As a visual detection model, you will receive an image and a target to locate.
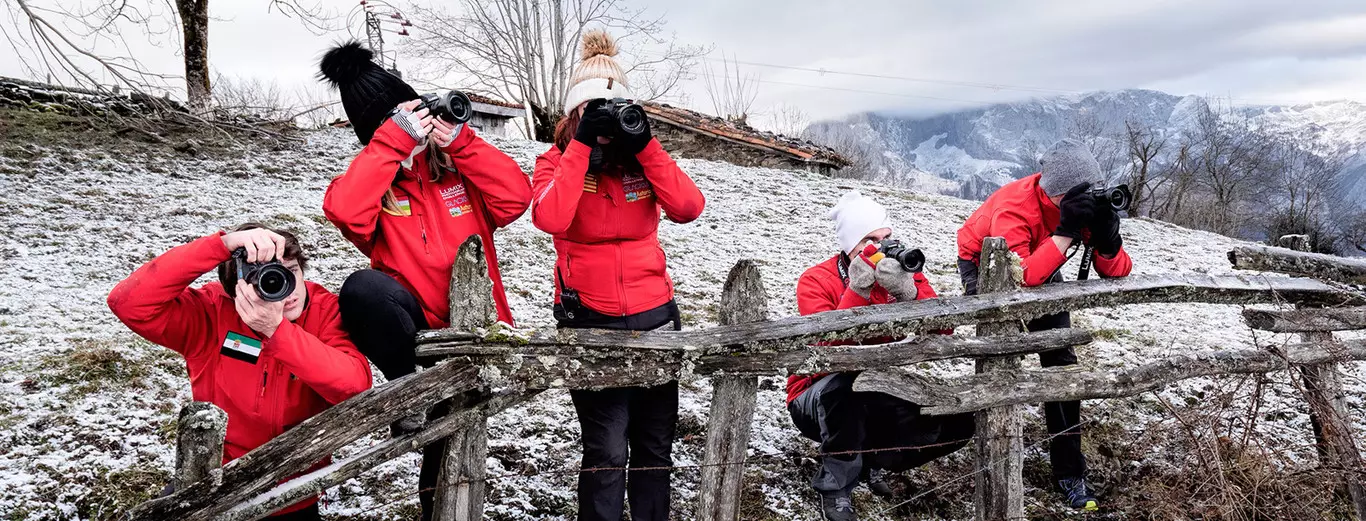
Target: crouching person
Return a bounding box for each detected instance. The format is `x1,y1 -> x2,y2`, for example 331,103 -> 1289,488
956,139 -> 1132,511
789,192 -> 974,521
107,224 -> 373,520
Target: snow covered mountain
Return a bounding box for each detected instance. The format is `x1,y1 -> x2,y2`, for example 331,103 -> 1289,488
808,89 -> 1366,201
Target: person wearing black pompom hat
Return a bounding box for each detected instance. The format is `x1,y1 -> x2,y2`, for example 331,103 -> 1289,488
318,41 -> 531,521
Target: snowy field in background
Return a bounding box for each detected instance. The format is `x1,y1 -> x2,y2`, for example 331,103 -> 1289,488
1,127 -> 1362,520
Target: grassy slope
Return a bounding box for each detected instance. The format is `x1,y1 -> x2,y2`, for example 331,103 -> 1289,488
0,108 -> 1362,520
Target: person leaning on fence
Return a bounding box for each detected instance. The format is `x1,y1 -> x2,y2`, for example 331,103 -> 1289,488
530,30 -> 705,521
789,191 -> 974,521
317,42 -> 532,521
107,224 -> 373,521
955,138 -> 1132,511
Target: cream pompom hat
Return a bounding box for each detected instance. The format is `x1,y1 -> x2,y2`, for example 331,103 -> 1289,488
563,29 -> 634,113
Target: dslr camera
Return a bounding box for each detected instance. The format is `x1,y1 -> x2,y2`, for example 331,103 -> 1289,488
1091,184 -> 1132,212
593,97 -> 649,136
875,239 -> 925,273
417,90 -> 474,124
228,248 -> 296,302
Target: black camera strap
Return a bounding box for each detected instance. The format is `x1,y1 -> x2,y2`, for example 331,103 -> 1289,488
836,253 -> 850,288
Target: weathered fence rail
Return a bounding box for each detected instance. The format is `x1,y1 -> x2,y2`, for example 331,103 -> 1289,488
128,236 -> 1366,521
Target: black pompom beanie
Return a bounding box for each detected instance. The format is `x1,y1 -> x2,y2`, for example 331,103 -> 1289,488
318,41 -> 419,144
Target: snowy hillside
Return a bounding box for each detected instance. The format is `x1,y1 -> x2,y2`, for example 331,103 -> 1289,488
1,111 -> 1362,520
809,89 -> 1366,201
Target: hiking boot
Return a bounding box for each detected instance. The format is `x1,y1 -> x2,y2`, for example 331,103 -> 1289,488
1058,477 -> 1098,511
865,468 -> 895,499
390,410 -> 427,438
820,494 -> 857,521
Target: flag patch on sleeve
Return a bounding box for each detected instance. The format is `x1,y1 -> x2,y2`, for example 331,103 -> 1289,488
221,331 -> 263,364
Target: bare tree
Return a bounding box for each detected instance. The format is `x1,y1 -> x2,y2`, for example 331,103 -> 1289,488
4,0 -> 337,110
401,0 -> 705,142
1068,108 -> 1125,184
701,53 -> 757,124
1124,120 -> 1168,217
758,102 -> 808,137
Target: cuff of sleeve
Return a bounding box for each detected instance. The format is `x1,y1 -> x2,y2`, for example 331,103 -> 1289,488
635,138 -> 666,161
564,139 -> 594,161
201,231 -> 233,261
373,119 -> 420,154
262,317 -> 295,347
1023,239 -> 1067,286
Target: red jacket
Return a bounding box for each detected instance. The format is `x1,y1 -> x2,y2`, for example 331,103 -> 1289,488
107,233 -> 372,514
957,173 -> 1132,287
531,139 -> 705,316
786,253 -> 941,403
325,121 -> 531,328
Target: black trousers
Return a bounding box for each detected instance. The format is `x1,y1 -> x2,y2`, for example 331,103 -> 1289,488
787,372 -> 975,495
561,301 -> 681,521
958,259 -> 1085,480
340,269 -> 451,520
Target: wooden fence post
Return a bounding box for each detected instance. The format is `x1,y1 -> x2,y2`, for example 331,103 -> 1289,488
974,237 -> 1024,521
429,236 -> 497,521
697,260 -> 769,520
1280,235 -> 1366,519
170,402 -> 228,493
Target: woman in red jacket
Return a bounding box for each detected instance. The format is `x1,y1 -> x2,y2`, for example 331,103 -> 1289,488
108,224 -> 372,520
531,30 -> 704,521
318,42 -> 531,521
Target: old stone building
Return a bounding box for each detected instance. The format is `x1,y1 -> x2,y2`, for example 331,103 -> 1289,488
644,103 -> 849,175
465,94 -> 524,138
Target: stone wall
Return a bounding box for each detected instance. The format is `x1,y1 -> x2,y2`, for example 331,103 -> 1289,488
652,122 -> 835,176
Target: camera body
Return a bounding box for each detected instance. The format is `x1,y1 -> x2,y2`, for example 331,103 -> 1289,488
876,239 -> 925,273
1091,184 -> 1132,212
599,97 -> 648,136
229,248 -> 296,302
417,90 -> 474,124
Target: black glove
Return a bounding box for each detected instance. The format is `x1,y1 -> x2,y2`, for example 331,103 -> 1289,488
615,113 -> 652,155
1090,204 -> 1123,256
573,99 -> 616,147
1054,182 -> 1096,240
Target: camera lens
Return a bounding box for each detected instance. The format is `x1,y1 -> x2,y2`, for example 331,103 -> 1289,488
253,264 -> 295,302
617,105 -> 646,135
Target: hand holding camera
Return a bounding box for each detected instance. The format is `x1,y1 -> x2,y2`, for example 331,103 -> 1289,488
234,280 -> 285,338
222,228 -> 288,264
390,100 -> 434,143
1055,183 -> 1097,240
575,99 -> 618,146
576,98 -> 652,153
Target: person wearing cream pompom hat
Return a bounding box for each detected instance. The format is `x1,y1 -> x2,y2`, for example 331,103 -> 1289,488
530,29 -> 705,521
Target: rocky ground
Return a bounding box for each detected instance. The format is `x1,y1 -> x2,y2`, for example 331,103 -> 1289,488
1,107 -> 1362,520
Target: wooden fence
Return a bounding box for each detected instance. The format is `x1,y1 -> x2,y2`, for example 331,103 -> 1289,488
125,235 -> 1366,521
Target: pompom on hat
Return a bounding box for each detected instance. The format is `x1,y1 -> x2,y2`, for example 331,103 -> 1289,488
318,41 -> 419,144
563,29 -> 633,113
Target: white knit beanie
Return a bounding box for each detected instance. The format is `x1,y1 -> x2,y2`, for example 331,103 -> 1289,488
563,30 -> 633,113
829,191 -> 893,255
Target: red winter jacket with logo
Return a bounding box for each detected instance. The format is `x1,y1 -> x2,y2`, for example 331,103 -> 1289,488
957,173 -> 1132,287
107,233 -> 372,514
531,139 -> 705,316
786,253 -> 941,403
325,121 -> 531,328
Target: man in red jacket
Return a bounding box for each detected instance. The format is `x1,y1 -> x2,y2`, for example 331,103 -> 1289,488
108,224 -> 373,520
790,191 -> 974,521
957,139 -> 1132,511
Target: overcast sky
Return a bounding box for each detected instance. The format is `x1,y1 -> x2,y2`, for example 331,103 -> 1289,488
2,0 -> 1364,130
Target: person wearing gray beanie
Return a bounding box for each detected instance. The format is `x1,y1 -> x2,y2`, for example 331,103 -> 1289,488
954,138 -> 1135,511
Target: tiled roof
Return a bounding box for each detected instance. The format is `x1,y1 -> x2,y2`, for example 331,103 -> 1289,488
642,102 -> 849,168
467,93 -> 523,110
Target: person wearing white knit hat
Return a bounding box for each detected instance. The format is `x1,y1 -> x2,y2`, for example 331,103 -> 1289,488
530,29 -> 705,521
787,191 -> 973,521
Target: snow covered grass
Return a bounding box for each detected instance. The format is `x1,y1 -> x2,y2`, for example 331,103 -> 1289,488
1,108 -> 1363,520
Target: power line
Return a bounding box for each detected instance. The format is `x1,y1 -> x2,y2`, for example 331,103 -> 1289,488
751,77 -> 991,105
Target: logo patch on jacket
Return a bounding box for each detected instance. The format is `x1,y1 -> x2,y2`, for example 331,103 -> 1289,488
440,183 -> 474,217
583,172 -> 600,193
221,331 -> 263,364
622,173 -> 654,202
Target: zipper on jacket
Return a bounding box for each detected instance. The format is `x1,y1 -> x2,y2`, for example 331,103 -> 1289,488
419,217 -> 430,254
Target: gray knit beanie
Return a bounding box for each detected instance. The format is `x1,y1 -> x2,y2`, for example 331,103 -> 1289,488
1038,139 -> 1103,197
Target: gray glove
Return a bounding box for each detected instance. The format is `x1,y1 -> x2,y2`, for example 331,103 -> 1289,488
875,258 -> 920,301
848,254 -> 877,299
